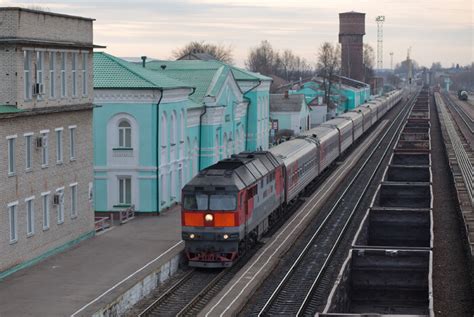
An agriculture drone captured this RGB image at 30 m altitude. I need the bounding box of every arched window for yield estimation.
[170,111,177,145]
[118,121,132,148]
[193,138,198,175]
[215,133,219,162]
[160,112,167,147]
[180,110,185,142]
[223,133,228,159]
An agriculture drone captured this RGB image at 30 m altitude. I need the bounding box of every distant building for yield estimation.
[339,11,366,82]
[0,8,97,276]
[93,56,272,213]
[269,93,310,138]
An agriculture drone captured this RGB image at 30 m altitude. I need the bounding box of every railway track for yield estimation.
[137,93,413,317]
[443,93,474,134]
[252,91,419,316]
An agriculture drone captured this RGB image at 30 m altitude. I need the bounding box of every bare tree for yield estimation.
[317,42,340,109]
[363,43,375,82]
[245,40,275,75]
[173,41,234,64]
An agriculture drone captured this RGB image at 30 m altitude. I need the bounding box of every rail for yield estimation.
[257,90,419,316]
[94,216,111,232]
[435,93,473,206]
[443,93,474,134]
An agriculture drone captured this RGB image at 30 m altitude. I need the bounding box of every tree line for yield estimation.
[173,40,376,109]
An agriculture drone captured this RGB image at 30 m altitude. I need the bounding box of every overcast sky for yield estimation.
[1,0,472,68]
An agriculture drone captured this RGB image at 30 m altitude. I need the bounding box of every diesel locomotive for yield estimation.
[181,89,404,267]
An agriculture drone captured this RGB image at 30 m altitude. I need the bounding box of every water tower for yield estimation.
[339,11,366,82]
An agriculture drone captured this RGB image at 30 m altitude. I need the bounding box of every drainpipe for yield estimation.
[198,105,207,170]
[243,80,262,151]
[156,88,163,215]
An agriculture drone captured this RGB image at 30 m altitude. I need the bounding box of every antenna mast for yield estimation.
[376,15,385,70]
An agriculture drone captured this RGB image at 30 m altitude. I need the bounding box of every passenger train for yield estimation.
[181,89,404,267]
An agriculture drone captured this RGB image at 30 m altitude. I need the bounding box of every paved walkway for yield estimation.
[0,207,183,317]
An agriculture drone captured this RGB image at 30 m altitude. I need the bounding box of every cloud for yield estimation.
[1,0,472,66]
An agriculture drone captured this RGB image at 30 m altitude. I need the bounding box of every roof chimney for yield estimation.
[141,56,147,68]
[284,90,289,99]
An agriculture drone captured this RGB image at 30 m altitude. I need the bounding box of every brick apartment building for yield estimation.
[0,7,97,276]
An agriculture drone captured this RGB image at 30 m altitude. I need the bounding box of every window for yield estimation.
[41,131,49,167]
[70,183,77,218]
[36,51,43,99]
[24,133,33,170]
[69,126,76,160]
[118,177,131,205]
[42,192,50,230]
[55,128,63,163]
[24,51,32,100]
[8,202,18,243]
[61,52,66,97]
[56,188,64,224]
[49,52,55,98]
[160,112,168,148]
[209,194,237,211]
[82,53,87,96]
[183,193,208,210]
[170,111,177,146]
[72,53,77,97]
[118,121,132,148]
[26,197,35,236]
[7,135,16,175]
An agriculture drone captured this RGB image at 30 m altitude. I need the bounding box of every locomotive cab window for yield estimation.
[183,193,208,210]
[209,194,237,211]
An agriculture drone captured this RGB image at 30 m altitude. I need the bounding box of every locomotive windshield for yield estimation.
[183,193,237,211]
[183,193,208,210]
[209,194,237,211]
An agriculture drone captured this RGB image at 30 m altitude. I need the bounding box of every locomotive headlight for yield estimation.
[189,233,195,239]
[204,214,214,222]
[223,234,229,240]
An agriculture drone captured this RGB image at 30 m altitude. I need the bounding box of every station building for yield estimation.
[93,55,271,213]
[0,8,96,275]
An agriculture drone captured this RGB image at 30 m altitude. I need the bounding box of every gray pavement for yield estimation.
[0,207,183,317]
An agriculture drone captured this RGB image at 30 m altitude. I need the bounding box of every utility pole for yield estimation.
[389,52,394,71]
[376,15,385,70]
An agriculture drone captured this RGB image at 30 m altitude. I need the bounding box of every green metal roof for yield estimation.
[147,60,234,104]
[0,105,24,113]
[93,52,192,90]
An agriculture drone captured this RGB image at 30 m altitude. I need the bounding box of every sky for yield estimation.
[1,0,472,68]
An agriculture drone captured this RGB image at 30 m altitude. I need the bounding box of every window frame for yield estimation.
[24,50,32,100]
[40,130,49,168]
[55,127,63,164]
[56,187,65,224]
[49,52,55,99]
[8,201,19,244]
[118,121,132,149]
[24,132,33,171]
[36,51,44,100]
[72,52,77,97]
[118,177,132,205]
[60,52,67,98]
[7,135,17,176]
[41,191,50,230]
[82,52,87,96]
[69,125,76,160]
[70,183,78,218]
[25,196,35,237]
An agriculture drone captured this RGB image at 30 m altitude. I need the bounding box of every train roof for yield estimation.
[321,117,352,129]
[269,138,317,160]
[183,151,281,191]
[300,125,339,142]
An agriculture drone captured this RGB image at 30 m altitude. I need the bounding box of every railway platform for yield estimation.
[0,206,184,317]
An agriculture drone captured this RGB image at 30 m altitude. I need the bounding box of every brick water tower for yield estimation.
[339,11,365,82]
